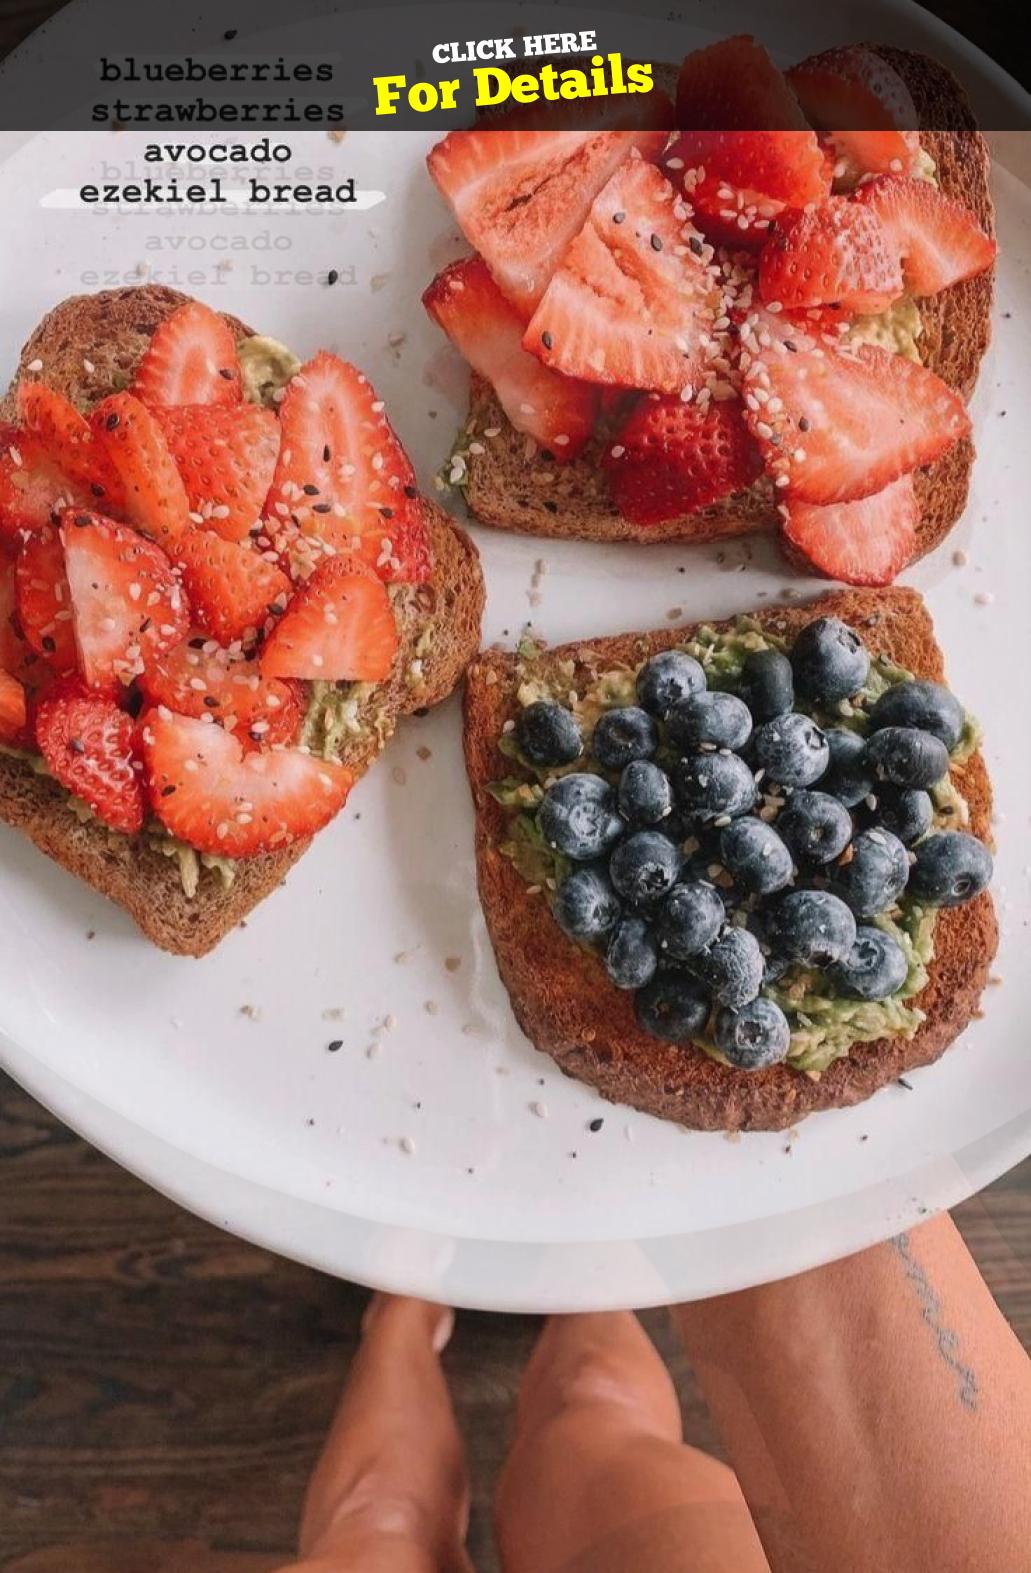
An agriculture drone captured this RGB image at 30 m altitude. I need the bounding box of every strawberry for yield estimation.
[787,48,919,153]
[261,554,398,683]
[90,393,191,542]
[60,510,189,690]
[675,35,810,130]
[602,397,763,524]
[741,324,971,504]
[825,131,922,180]
[172,532,292,648]
[264,353,430,583]
[142,706,353,856]
[759,198,903,314]
[14,527,77,674]
[0,670,27,743]
[0,425,95,546]
[17,382,124,512]
[35,682,145,834]
[426,130,669,315]
[665,130,831,251]
[855,176,997,296]
[0,552,25,673]
[423,257,597,461]
[780,474,918,586]
[153,404,281,543]
[524,158,717,394]
[132,300,242,407]
[138,635,303,750]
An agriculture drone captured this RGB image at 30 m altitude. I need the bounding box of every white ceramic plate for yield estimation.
[2,2,1030,1309]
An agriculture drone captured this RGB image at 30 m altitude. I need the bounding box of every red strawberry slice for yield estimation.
[602,396,763,524]
[664,130,831,251]
[759,198,903,314]
[0,670,27,743]
[264,353,430,584]
[35,682,145,834]
[172,532,292,648]
[676,35,810,130]
[426,130,669,315]
[0,425,95,547]
[91,393,191,542]
[0,552,25,674]
[138,635,303,750]
[825,131,921,180]
[17,383,124,513]
[142,706,353,856]
[261,554,398,683]
[855,176,996,297]
[423,257,597,461]
[60,510,189,690]
[787,47,918,138]
[14,527,77,674]
[780,473,918,586]
[132,301,242,407]
[153,404,281,543]
[524,158,717,394]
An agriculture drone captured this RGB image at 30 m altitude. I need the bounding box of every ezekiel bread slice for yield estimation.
[457,48,994,561]
[463,588,997,1132]
[0,285,485,956]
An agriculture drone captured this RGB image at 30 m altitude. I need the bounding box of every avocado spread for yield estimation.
[238,334,300,407]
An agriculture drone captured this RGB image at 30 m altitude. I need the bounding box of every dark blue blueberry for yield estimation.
[636,649,706,717]
[777,789,853,865]
[719,817,794,895]
[592,706,658,769]
[714,998,791,1069]
[791,617,870,705]
[752,713,829,788]
[864,726,949,790]
[832,827,910,917]
[655,879,725,960]
[617,760,674,827]
[738,647,794,721]
[538,773,623,862]
[667,690,752,752]
[766,889,857,968]
[674,751,757,822]
[605,916,659,990]
[908,831,993,908]
[515,700,582,767]
[869,680,965,751]
[635,972,711,1043]
[553,865,621,943]
[831,926,909,1001]
[821,727,874,808]
[691,926,764,1009]
[871,786,933,847]
[610,830,682,908]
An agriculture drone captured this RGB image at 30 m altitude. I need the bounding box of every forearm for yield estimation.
[673,1214,1031,1573]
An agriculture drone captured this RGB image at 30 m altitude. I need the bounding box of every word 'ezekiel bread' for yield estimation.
[0,286,484,956]
[463,587,997,1132]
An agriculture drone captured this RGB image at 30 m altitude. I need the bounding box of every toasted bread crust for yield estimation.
[464,587,997,1130]
[0,287,484,954]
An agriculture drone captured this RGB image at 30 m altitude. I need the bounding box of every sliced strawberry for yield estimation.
[676,35,810,130]
[263,353,430,583]
[142,706,352,856]
[132,300,242,407]
[427,130,669,314]
[780,474,918,586]
[0,552,25,673]
[759,198,903,314]
[826,131,922,180]
[14,527,77,674]
[0,670,27,743]
[138,635,303,749]
[524,158,717,394]
[17,383,124,512]
[664,129,831,251]
[35,682,145,833]
[260,554,398,683]
[0,425,95,546]
[855,176,996,297]
[172,532,292,648]
[602,397,763,524]
[90,394,191,542]
[60,510,189,690]
[153,404,281,543]
[787,48,919,138]
[423,257,597,461]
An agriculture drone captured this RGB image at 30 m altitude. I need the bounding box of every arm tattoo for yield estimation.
[891,1232,979,1411]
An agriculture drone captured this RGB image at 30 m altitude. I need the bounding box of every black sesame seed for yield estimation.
[588,1117,604,1133]
[312,502,332,514]
[784,340,798,353]
[323,444,332,463]
[91,483,105,498]
[689,235,703,255]
[161,784,176,796]
[541,330,553,350]
[798,416,810,431]
[303,483,319,495]
[403,484,418,499]
[612,211,626,224]
[224,27,237,39]
[379,506,394,519]
[650,234,663,252]
[218,367,234,380]
[140,617,152,633]
[327,1040,343,1053]
[327,269,339,286]
[41,635,56,653]
[105,413,119,430]
[189,637,206,649]
[203,695,219,708]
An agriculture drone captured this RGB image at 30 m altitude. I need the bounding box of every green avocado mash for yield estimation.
[238,334,301,407]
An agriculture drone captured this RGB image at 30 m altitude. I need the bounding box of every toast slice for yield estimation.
[455,48,994,563]
[0,286,485,955]
[463,587,997,1131]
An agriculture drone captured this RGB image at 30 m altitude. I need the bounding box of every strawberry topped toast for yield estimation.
[423,40,996,587]
[0,287,483,954]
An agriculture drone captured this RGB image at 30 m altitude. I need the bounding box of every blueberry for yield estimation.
[714,998,791,1069]
[908,831,993,908]
[605,916,659,990]
[872,786,933,847]
[610,830,682,908]
[719,817,794,895]
[655,879,725,960]
[539,773,623,862]
[864,726,949,790]
[869,680,964,751]
[667,690,752,752]
[674,751,757,822]
[691,926,764,1008]
[833,827,910,917]
[636,649,706,717]
[738,647,794,721]
[831,926,909,1001]
[752,713,829,787]
[821,727,874,808]
[777,790,853,865]
[635,972,711,1042]
[791,617,870,705]
[618,760,674,827]
[592,706,658,769]
[766,889,857,968]
[515,700,582,767]
[553,865,621,943]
